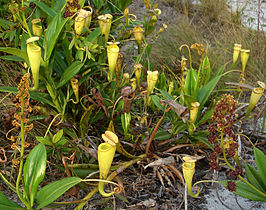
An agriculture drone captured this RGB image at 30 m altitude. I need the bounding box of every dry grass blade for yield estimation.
[161,165,175,185]
[115,176,125,194]
[62,152,79,196]
[156,168,165,187]
[160,167,173,187]
[167,165,185,185]
[165,144,192,153]
[144,156,175,169]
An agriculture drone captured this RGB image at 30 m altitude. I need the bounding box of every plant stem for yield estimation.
[220,131,235,171]
[15,101,31,209]
[0,170,16,193]
[9,149,17,182]
[145,107,170,154]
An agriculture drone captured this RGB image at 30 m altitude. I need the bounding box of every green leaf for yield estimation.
[87,27,101,43]
[28,0,57,17]
[197,75,221,108]
[0,55,24,62]
[0,18,15,29]
[117,0,132,11]
[0,47,28,61]
[61,38,73,65]
[0,192,24,209]
[171,121,187,135]
[184,69,197,96]
[213,64,225,77]
[245,163,266,192]
[30,91,55,107]
[80,105,94,137]
[115,193,129,203]
[29,115,46,122]
[200,56,211,86]
[0,86,55,108]
[57,61,84,88]
[52,0,66,12]
[184,95,197,108]
[254,147,266,185]
[56,138,68,146]
[220,180,266,202]
[36,136,53,146]
[45,13,69,61]
[52,129,64,144]
[197,108,214,125]
[154,130,172,141]
[23,144,47,207]
[150,95,164,111]
[68,36,76,50]
[0,86,17,94]
[92,0,104,10]
[36,177,82,209]
[121,113,131,134]
[190,136,213,150]
[159,89,175,100]
[157,72,167,91]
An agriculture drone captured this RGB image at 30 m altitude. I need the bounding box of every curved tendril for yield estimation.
[82,178,122,197]
[44,113,63,137]
[128,14,137,22]
[179,44,192,69]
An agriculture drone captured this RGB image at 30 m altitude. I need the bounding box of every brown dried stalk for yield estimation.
[145,106,170,155]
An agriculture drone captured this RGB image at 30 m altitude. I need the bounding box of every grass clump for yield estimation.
[155,0,265,84]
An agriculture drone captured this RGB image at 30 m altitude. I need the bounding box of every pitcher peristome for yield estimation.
[98,143,116,197]
[79,7,93,28]
[26,37,41,90]
[102,130,119,146]
[31,18,42,36]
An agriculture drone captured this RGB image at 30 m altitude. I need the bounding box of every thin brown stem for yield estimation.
[145,106,170,155]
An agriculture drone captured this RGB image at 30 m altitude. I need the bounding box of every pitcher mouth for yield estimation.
[183,162,195,170]
[28,44,41,52]
[253,88,264,94]
[98,142,114,152]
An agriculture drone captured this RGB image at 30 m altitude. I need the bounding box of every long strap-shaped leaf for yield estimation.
[254,147,266,186]
[36,177,82,209]
[23,144,47,207]
[44,13,69,61]
[220,180,266,202]
[0,192,24,209]
[28,0,57,17]
[0,47,28,62]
